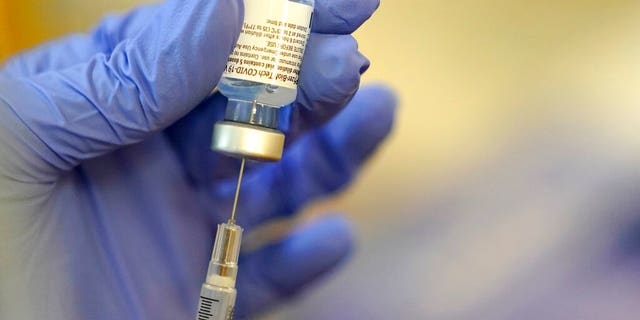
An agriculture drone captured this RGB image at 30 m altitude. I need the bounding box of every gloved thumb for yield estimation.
[0,0,241,181]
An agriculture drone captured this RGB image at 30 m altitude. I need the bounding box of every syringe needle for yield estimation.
[229,158,246,225]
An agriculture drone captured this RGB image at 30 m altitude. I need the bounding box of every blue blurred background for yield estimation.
[4,0,640,318]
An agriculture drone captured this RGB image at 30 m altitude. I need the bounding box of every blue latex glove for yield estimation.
[0,0,396,319]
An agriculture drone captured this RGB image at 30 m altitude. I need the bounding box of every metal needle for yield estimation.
[229,158,246,225]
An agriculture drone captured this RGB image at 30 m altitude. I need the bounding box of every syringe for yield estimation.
[195,159,246,320]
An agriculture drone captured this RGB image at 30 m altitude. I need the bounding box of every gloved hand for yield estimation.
[0,0,396,319]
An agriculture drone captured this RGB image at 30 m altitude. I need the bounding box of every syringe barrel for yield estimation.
[196,284,236,320]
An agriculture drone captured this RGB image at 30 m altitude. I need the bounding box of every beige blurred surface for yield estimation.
[344,0,640,225]
[4,0,640,318]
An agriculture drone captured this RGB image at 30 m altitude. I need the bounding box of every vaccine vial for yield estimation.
[212,0,315,161]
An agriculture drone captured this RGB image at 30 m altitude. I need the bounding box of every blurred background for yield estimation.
[4,0,640,319]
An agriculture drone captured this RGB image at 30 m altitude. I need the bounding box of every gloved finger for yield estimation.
[0,0,241,180]
[165,33,369,187]
[208,84,397,228]
[286,33,370,139]
[0,4,161,78]
[235,214,353,317]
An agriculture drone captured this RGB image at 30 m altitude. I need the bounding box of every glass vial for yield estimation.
[212,0,315,161]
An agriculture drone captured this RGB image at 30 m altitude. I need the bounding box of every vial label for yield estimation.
[222,0,313,89]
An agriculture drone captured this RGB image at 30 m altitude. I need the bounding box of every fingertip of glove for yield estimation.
[262,214,355,293]
[287,214,354,265]
[358,84,398,109]
[304,35,362,82]
[348,84,398,133]
[360,57,371,74]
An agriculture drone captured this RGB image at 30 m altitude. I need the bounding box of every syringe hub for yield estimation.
[205,222,244,288]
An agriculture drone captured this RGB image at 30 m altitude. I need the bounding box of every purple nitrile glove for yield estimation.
[0,0,396,319]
